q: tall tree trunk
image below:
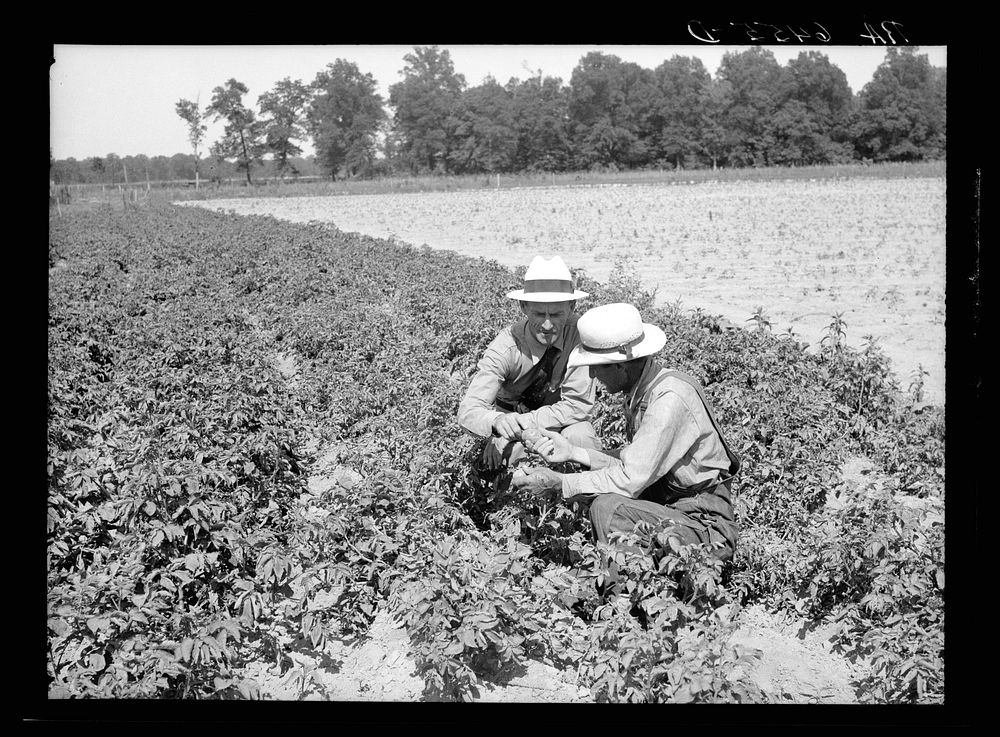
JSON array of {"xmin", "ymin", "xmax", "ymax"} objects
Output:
[{"xmin": 239, "ymin": 129, "xmax": 252, "ymax": 185}]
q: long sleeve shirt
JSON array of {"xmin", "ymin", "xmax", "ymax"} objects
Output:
[
  {"xmin": 561, "ymin": 359, "xmax": 731, "ymax": 500},
  {"xmin": 457, "ymin": 315, "xmax": 596, "ymax": 438}
]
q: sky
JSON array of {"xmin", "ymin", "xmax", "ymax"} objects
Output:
[{"xmin": 49, "ymin": 44, "xmax": 948, "ymax": 162}]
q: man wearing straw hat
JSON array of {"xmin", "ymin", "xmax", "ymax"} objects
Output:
[
  {"xmin": 457, "ymin": 255, "xmax": 600, "ymax": 474},
  {"xmin": 513, "ymin": 302, "xmax": 741, "ymax": 563}
]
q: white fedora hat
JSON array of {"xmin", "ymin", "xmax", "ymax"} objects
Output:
[
  {"xmin": 506, "ymin": 255, "xmax": 589, "ymax": 302},
  {"xmin": 567, "ymin": 303, "xmax": 667, "ymax": 367}
]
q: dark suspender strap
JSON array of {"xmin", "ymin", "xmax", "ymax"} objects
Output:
[{"xmin": 494, "ymin": 397, "xmax": 517, "ymax": 412}]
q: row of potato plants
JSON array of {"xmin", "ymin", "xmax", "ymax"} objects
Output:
[{"xmin": 47, "ymin": 203, "xmax": 944, "ymax": 703}]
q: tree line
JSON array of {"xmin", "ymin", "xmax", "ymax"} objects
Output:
[{"xmin": 50, "ymin": 45, "xmax": 945, "ymax": 186}]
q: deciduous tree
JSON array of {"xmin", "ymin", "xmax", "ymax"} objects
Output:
[
  {"xmin": 89, "ymin": 156, "xmax": 106, "ymax": 183},
  {"xmin": 206, "ymin": 79, "xmax": 266, "ymax": 185},
  {"xmin": 715, "ymin": 47, "xmax": 785, "ymax": 166},
  {"xmin": 168, "ymin": 153, "xmax": 195, "ymax": 181},
  {"xmin": 258, "ymin": 78, "xmax": 311, "ymax": 179},
  {"xmin": 307, "ymin": 60, "xmax": 386, "ymax": 180},
  {"xmin": 449, "ymin": 77, "xmax": 516, "ymax": 174},
  {"xmin": 104, "ymin": 153, "xmax": 124, "ymax": 184},
  {"xmin": 651, "ymin": 56, "xmax": 712, "ymax": 169},
  {"xmin": 567, "ymin": 52, "xmax": 658, "ymax": 170},
  {"xmin": 508, "ymin": 74, "xmax": 572, "ymax": 172},
  {"xmin": 770, "ymin": 52, "xmax": 855, "ymax": 165},
  {"xmin": 388, "ymin": 46, "xmax": 466, "ymax": 174},
  {"xmin": 852, "ymin": 47, "xmax": 946, "ymax": 162},
  {"xmin": 51, "ymin": 156, "xmax": 85, "ymax": 185},
  {"xmin": 174, "ymin": 97, "xmax": 207, "ymax": 187},
  {"xmin": 698, "ymin": 79, "xmax": 738, "ymax": 170}
]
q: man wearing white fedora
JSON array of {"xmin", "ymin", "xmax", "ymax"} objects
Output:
[
  {"xmin": 513, "ymin": 302, "xmax": 741, "ymax": 563},
  {"xmin": 457, "ymin": 255, "xmax": 600, "ymax": 474}
]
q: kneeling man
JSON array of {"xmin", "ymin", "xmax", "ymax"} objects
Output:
[
  {"xmin": 457, "ymin": 255, "xmax": 600, "ymax": 473},
  {"xmin": 513, "ymin": 302, "xmax": 741, "ymax": 561}
]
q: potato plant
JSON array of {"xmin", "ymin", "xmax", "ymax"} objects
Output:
[{"xmin": 47, "ymin": 202, "xmax": 944, "ymax": 703}]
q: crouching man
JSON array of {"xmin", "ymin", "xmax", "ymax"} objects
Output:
[
  {"xmin": 513, "ymin": 302, "xmax": 741, "ymax": 562},
  {"xmin": 457, "ymin": 255, "xmax": 601, "ymax": 475}
]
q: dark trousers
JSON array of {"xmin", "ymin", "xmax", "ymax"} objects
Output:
[{"xmin": 588, "ymin": 480, "xmax": 738, "ymax": 562}]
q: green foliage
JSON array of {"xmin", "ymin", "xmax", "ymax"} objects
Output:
[
  {"xmin": 391, "ymin": 525, "xmax": 572, "ymax": 701},
  {"xmin": 257, "ymin": 78, "xmax": 312, "ymax": 177},
  {"xmin": 567, "ymin": 52, "xmax": 656, "ymax": 169},
  {"xmin": 206, "ymin": 79, "xmax": 268, "ymax": 184},
  {"xmin": 746, "ymin": 306, "xmax": 772, "ymax": 332},
  {"xmin": 307, "ymin": 60, "xmax": 386, "ymax": 180},
  {"xmin": 853, "ymin": 48, "xmax": 947, "ymax": 162},
  {"xmin": 570, "ymin": 523, "xmax": 764, "ymax": 703},
  {"xmin": 388, "ymin": 46, "xmax": 467, "ymax": 174},
  {"xmin": 48, "ymin": 202, "xmax": 944, "ymax": 703},
  {"xmin": 768, "ymin": 51, "xmax": 855, "ymax": 166},
  {"xmin": 716, "ymin": 47, "xmax": 786, "ymax": 167},
  {"xmin": 174, "ymin": 99, "xmax": 208, "ymax": 178},
  {"xmin": 651, "ymin": 55, "xmax": 713, "ymax": 169},
  {"xmin": 448, "ymin": 78, "xmax": 518, "ymax": 174},
  {"xmin": 57, "ymin": 49, "xmax": 947, "ymax": 182},
  {"xmin": 508, "ymin": 75, "xmax": 574, "ymax": 172}
]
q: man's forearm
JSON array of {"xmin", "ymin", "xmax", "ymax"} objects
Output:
[
  {"xmin": 526, "ymin": 398, "xmax": 591, "ymax": 433},
  {"xmin": 457, "ymin": 402, "xmax": 503, "ymax": 438}
]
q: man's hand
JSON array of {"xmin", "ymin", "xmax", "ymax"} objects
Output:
[
  {"xmin": 481, "ymin": 435, "xmax": 512, "ymax": 471},
  {"xmin": 522, "ymin": 429, "xmax": 573, "ymax": 464},
  {"xmin": 492, "ymin": 412, "xmax": 528, "ymax": 441},
  {"xmin": 511, "ymin": 465, "xmax": 563, "ymax": 503}
]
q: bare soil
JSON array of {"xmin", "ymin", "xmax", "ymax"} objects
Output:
[{"xmin": 241, "ymin": 599, "xmax": 868, "ymax": 703}]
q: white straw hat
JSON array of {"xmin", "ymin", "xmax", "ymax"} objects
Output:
[
  {"xmin": 567, "ymin": 303, "xmax": 667, "ymax": 367},
  {"xmin": 506, "ymin": 255, "xmax": 589, "ymax": 302}
]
